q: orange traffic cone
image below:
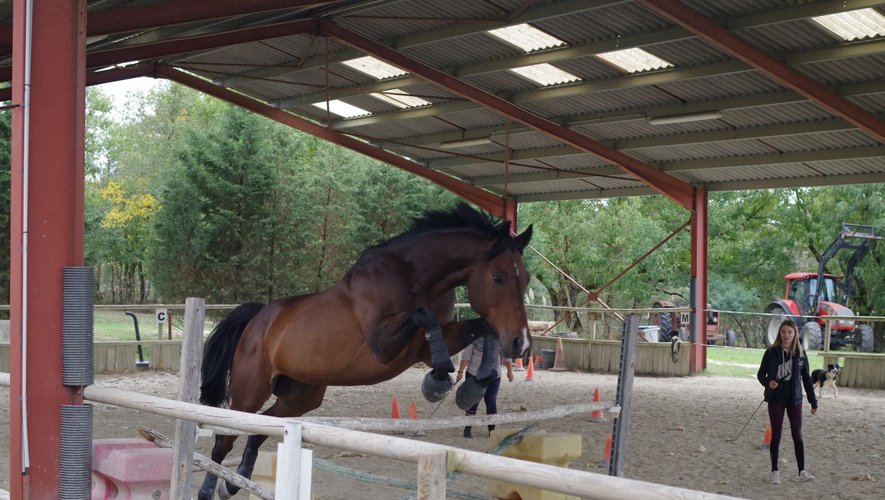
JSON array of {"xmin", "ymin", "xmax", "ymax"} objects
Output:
[
  {"xmin": 391, "ymin": 395, "xmax": 401, "ymax": 419},
  {"xmin": 514, "ymin": 357, "xmax": 525, "ymax": 371},
  {"xmin": 589, "ymin": 387, "xmax": 607, "ymax": 422},
  {"xmin": 408, "ymin": 402, "xmax": 426, "ymax": 437},
  {"xmin": 551, "ymin": 337, "xmax": 567, "ymax": 371},
  {"xmin": 761, "ymin": 425, "xmax": 772, "ymax": 449},
  {"xmin": 598, "ymin": 434, "xmax": 613, "ymax": 467},
  {"xmin": 524, "ymin": 358, "xmax": 535, "ymax": 382},
  {"xmin": 535, "ymin": 354, "xmax": 541, "ymax": 367}
]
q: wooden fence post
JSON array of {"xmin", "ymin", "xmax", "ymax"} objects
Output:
[{"xmin": 170, "ymin": 297, "xmax": 205, "ymax": 499}]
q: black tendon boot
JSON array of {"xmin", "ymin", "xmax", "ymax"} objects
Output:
[
  {"xmin": 488, "ymin": 424, "xmax": 496, "ymax": 436},
  {"xmin": 463, "ymin": 426, "xmax": 473, "ymax": 438}
]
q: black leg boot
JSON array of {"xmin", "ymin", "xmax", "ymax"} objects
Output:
[
  {"xmin": 488, "ymin": 424, "xmax": 496, "ymax": 436},
  {"xmin": 463, "ymin": 426, "xmax": 473, "ymax": 438}
]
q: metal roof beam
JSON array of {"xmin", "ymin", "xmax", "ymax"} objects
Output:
[
  {"xmin": 515, "ymin": 169, "xmax": 885, "ymax": 202},
  {"xmin": 470, "ymin": 145, "xmax": 885, "ymax": 186},
  {"xmin": 320, "ymin": 19, "xmax": 695, "ymax": 209},
  {"xmin": 392, "ymin": 81, "xmax": 884, "ymax": 148},
  {"xmin": 320, "ymin": 39, "xmax": 885, "ymax": 130},
  {"xmin": 639, "ymin": 0, "xmax": 885, "ymax": 142},
  {"xmin": 216, "ymin": 0, "xmax": 627, "ymax": 86},
  {"xmin": 153, "ymin": 64, "xmax": 508, "ymax": 216},
  {"xmin": 0, "ymin": 1, "xmax": 328, "ymax": 50},
  {"xmin": 430, "ymin": 118, "xmax": 872, "ymax": 170},
  {"xmin": 86, "ymin": 19, "xmax": 320, "ymax": 70},
  {"xmin": 218, "ymin": 0, "xmax": 877, "ymax": 89}
]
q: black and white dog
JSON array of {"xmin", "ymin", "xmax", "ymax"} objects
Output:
[{"xmin": 811, "ymin": 363, "xmax": 840, "ymax": 398}]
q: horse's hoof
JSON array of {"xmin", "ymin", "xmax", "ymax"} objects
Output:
[
  {"xmin": 217, "ymin": 479, "xmax": 234, "ymax": 500},
  {"xmin": 455, "ymin": 377, "xmax": 486, "ymax": 410},
  {"xmin": 422, "ymin": 370, "xmax": 453, "ymax": 402}
]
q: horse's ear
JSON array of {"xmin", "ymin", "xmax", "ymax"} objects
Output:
[{"xmin": 511, "ymin": 224, "xmax": 533, "ymax": 253}]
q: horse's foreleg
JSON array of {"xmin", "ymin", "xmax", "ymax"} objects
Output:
[
  {"xmin": 412, "ymin": 307, "xmax": 455, "ymax": 377},
  {"xmin": 197, "ymin": 434, "xmax": 237, "ymax": 500},
  {"xmin": 474, "ymin": 331, "xmax": 501, "ymax": 384}
]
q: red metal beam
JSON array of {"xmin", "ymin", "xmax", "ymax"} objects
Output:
[
  {"xmin": 0, "ymin": 18, "xmax": 319, "ymax": 83},
  {"xmin": 10, "ymin": 0, "xmax": 87, "ymax": 496},
  {"xmin": 319, "ymin": 19, "xmax": 695, "ymax": 210},
  {"xmin": 0, "ymin": 0, "xmax": 331, "ymax": 50},
  {"xmin": 155, "ymin": 64, "xmax": 508, "ymax": 217},
  {"xmin": 640, "ymin": 0, "xmax": 885, "ymax": 143},
  {"xmin": 86, "ymin": 18, "xmax": 320, "ymax": 70},
  {"xmin": 0, "ymin": 64, "xmax": 155, "ymax": 102},
  {"xmin": 689, "ymin": 187, "xmax": 708, "ymax": 373}
]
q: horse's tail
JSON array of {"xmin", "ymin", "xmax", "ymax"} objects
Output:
[{"xmin": 200, "ymin": 301, "xmax": 265, "ymax": 407}]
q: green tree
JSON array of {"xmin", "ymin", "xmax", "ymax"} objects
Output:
[
  {"xmin": 149, "ymin": 101, "xmax": 305, "ymax": 302},
  {"xmin": 0, "ymin": 110, "xmax": 10, "ymax": 305}
]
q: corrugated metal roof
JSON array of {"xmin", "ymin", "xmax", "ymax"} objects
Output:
[{"xmin": 47, "ymin": 0, "xmax": 885, "ymax": 205}]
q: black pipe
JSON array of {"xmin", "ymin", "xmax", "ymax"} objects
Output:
[{"xmin": 124, "ymin": 311, "xmax": 149, "ymax": 368}]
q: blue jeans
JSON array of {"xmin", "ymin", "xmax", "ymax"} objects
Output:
[{"xmin": 465, "ymin": 374, "xmax": 501, "ymax": 416}]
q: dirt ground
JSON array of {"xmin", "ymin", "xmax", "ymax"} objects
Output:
[{"xmin": 1, "ymin": 366, "xmax": 883, "ymax": 499}]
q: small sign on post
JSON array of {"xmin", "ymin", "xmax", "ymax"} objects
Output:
[{"xmin": 156, "ymin": 308, "xmax": 168, "ymax": 340}]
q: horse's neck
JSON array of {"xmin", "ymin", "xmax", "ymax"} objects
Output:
[{"xmin": 401, "ymin": 232, "xmax": 491, "ymax": 288}]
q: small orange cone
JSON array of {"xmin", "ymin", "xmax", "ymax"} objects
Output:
[
  {"xmin": 761, "ymin": 425, "xmax": 772, "ymax": 449},
  {"xmin": 524, "ymin": 358, "xmax": 535, "ymax": 382},
  {"xmin": 598, "ymin": 434, "xmax": 613, "ymax": 467},
  {"xmin": 391, "ymin": 395, "xmax": 401, "ymax": 419},
  {"xmin": 514, "ymin": 357, "xmax": 525, "ymax": 371},
  {"xmin": 535, "ymin": 354, "xmax": 541, "ymax": 367},
  {"xmin": 551, "ymin": 337, "xmax": 567, "ymax": 371},
  {"xmin": 589, "ymin": 387, "xmax": 607, "ymax": 422},
  {"xmin": 408, "ymin": 402, "xmax": 418, "ymax": 420}
]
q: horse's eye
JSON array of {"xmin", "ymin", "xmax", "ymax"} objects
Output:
[{"xmin": 492, "ymin": 274, "xmax": 504, "ymax": 284}]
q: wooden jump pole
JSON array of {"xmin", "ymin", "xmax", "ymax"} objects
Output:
[{"xmin": 68, "ymin": 381, "xmax": 736, "ymax": 500}]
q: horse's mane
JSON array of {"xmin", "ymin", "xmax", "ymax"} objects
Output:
[{"xmin": 369, "ymin": 202, "xmax": 509, "ymax": 251}]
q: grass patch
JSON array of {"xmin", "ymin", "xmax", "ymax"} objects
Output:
[{"xmin": 703, "ymin": 345, "xmax": 824, "ymax": 379}]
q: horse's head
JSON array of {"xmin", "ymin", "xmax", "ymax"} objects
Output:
[{"xmin": 467, "ymin": 224, "xmax": 533, "ymax": 359}]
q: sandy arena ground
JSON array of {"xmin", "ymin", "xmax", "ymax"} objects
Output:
[{"xmin": 1, "ymin": 366, "xmax": 883, "ymax": 499}]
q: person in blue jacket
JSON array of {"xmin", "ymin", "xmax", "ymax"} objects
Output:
[{"xmin": 757, "ymin": 319, "xmax": 818, "ymax": 484}]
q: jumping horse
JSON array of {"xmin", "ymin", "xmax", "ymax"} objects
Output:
[{"xmin": 197, "ymin": 202, "xmax": 532, "ymax": 499}]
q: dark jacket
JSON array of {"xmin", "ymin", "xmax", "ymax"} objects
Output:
[{"xmin": 757, "ymin": 346, "xmax": 818, "ymax": 409}]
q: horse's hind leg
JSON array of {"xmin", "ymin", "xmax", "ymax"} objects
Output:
[
  {"xmin": 219, "ymin": 380, "xmax": 327, "ymax": 498},
  {"xmin": 197, "ymin": 434, "xmax": 237, "ymax": 500}
]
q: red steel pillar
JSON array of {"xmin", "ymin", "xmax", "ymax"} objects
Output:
[
  {"xmin": 10, "ymin": 0, "xmax": 86, "ymax": 497},
  {"xmin": 689, "ymin": 187, "xmax": 708, "ymax": 373}
]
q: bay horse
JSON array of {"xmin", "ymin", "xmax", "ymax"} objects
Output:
[{"xmin": 197, "ymin": 202, "xmax": 532, "ymax": 499}]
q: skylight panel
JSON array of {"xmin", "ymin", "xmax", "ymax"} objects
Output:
[
  {"xmin": 812, "ymin": 9, "xmax": 885, "ymax": 41},
  {"xmin": 370, "ymin": 89, "xmax": 430, "ymax": 108},
  {"xmin": 341, "ymin": 56, "xmax": 407, "ymax": 80},
  {"xmin": 312, "ymin": 100, "xmax": 370, "ymax": 119},
  {"xmin": 487, "ymin": 24, "xmax": 566, "ymax": 52},
  {"xmin": 510, "ymin": 64, "xmax": 580, "ymax": 86},
  {"xmin": 595, "ymin": 48, "xmax": 673, "ymax": 73}
]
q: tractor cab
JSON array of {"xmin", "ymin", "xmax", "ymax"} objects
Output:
[{"xmin": 785, "ymin": 272, "xmax": 841, "ymax": 315}]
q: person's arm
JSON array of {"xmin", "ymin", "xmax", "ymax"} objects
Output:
[
  {"xmin": 456, "ymin": 344, "xmax": 474, "ymax": 382},
  {"xmin": 757, "ymin": 349, "xmax": 772, "ymax": 386},
  {"xmin": 456, "ymin": 357, "xmax": 469, "ymax": 382},
  {"xmin": 504, "ymin": 358, "xmax": 514, "ymax": 382},
  {"xmin": 801, "ymin": 356, "xmax": 819, "ymax": 413}
]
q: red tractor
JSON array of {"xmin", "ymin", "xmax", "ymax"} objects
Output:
[{"xmin": 764, "ymin": 224, "xmax": 880, "ymax": 352}]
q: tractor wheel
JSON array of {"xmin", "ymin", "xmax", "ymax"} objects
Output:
[
  {"xmin": 654, "ymin": 304, "xmax": 673, "ymax": 342},
  {"xmin": 765, "ymin": 307, "xmax": 789, "ymax": 347},
  {"xmin": 726, "ymin": 329, "xmax": 736, "ymax": 347},
  {"xmin": 801, "ymin": 322, "xmax": 822, "ymax": 351},
  {"xmin": 856, "ymin": 324, "xmax": 874, "ymax": 352}
]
